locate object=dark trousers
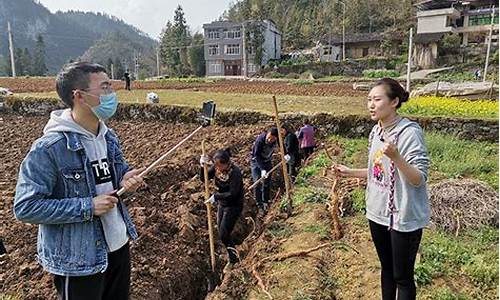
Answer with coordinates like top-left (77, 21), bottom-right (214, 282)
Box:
top-left (250, 163), bottom-right (271, 208)
top-left (125, 80), bottom-right (131, 91)
top-left (301, 147), bottom-right (314, 160)
top-left (54, 243), bottom-right (130, 300)
top-left (286, 154), bottom-right (300, 182)
top-left (217, 205), bottom-right (242, 263)
top-left (369, 221), bottom-right (422, 300)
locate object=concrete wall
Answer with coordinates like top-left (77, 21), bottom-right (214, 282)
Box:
top-left (417, 15), bottom-right (450, 34)
top-left (261, 20), bottom-right (281, 65)
top-left (417, 8), bottom-right (460, 34)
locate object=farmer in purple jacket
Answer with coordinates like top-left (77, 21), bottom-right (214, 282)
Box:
top-left (298, 119), bottom-right (316, 160)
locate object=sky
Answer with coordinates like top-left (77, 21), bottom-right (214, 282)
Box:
top-left (37, 0), bottom-right (234, 39)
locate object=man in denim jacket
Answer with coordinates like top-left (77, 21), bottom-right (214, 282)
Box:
top-left (14, 62), bottom-right (143, 300)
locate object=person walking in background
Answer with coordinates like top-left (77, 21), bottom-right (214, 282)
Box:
top-left (123, 71), bottom-right (131, 91)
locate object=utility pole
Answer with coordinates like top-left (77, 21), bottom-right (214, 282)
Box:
top-left (7, 21), bottom-right (16, 77)
top-left (242, 22), bottom-right (248, 78)
top-left (483, 6), bottom-right (495, 82)
top-left (156, 46), bottom-right (160, 77)
top-left (339, 1), bottom-right (346, 61)
top-left (110, 63), bottom-right (115, 80)
top-left (406, 27), bottom-right (413, 93)
top-left (133, 51), bottom-right (139, 80)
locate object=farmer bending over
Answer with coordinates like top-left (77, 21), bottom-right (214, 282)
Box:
top-left (250, 127), bottom-right (279, 213)
top-left (200, 148), bottom-right (244, 273)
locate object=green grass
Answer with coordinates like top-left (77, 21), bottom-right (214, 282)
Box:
top-left (349, 188), bottom-right (366, 213)
top-left (283, 185), bottom-right (329, 209)
top-left (292, 291), bottom-right (315, 300)
top-left (328, 135), bottom-right (368, 169)
top-left (295, 153), bottom-right (331, 185)
top-left (416, 226), bottom-right (498, 298)
top-left (423, 288), bottom-right (472, 300)
top-left (303, 224), bottom-right (329, 239)
top-left (425, 132), bottom-right (498, 189)
top-left (329, 133), bottom-right (499, 189)
top-left (0, 295), bottom-right (20, 300)
top-left (268, 221), bottom-right (294, 239)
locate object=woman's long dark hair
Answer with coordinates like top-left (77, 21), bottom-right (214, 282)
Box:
top-left (374, 78), bottom-right (410, 109)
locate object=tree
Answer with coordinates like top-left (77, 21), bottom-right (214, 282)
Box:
top-left (33, 34), bottom-right (48, 76)
top-left (22, 48), bottom-right (33, 75)
top-left (188, 33), bottom-right (205, 77)
top-left (159, 5), bottom-right (193, 77)
top-left (159, 20), bottom-right (180, 76)
top-left (1, 54), bottom-right (12, 76)
top-left (13, 48), bottom-right (33, 76)
top-left (224, 0), bottom-right (416, 50)
top-left (14, 48), bottom-right (25, 76)
top-left (114, 58), bottom-right (126, 80)
top-left (246, 23), bottom-right (265, 66)
top-left (173, 5), bottom-right (192, 76)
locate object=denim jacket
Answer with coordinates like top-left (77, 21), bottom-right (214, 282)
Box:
top-left (14, 129), bottom-right (138, 276)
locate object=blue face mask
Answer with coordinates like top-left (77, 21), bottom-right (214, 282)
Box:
top-left (88, 92), bottom-right (118, 121)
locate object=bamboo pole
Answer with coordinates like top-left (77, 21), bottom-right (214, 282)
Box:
top-left (272, 96), bottom-right (292, 215)
top-left (202, 140), bottom-right (216, 272)
top-left (116, 125), bottom-right (204, 196)
top-left (247, 162), bottom-right (284, 191)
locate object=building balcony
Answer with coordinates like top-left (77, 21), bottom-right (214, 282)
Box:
top-left (417, 7), bottom-right (460, 18)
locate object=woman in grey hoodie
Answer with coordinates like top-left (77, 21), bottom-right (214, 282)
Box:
top-left (336, 78), bottom-right (430, 300)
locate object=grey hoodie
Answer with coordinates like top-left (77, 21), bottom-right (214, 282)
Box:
top-left (44, 109), bottom-right (128, 252)
top-left (366, 117), bottom-right (430, 232)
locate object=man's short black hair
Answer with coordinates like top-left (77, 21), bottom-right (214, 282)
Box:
top-left (269, 127), bottom-right (279, 137)
top-left (55, 61), bottom-right (107, 108)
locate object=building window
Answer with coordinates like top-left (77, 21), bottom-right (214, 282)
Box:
top-left (362, 47), bottom-right (369, 57)
top-left (224, 29), bottom-right (241, 39)
top-left (248, 63), bottom-right (257, 73)
top-left (225, 44), bottom-right (240, 55)
top-left (208, 45), bottom-right (219, 56)
top-left (323, 46), bottom-right (333, 55)
top-left (469, 14), bottom-right (499, 26)
top-left (207, 30), bottom-right (220, 39)
top-left (446, 16), bottom-right (458, 27)
top-left (209, 63), bottom-right (222, 73)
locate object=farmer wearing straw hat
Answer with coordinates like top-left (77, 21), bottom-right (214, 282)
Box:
top-left (336, 78), bottom-right (430, 300)
top-left (200, 148), bottom-right (244, 272)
